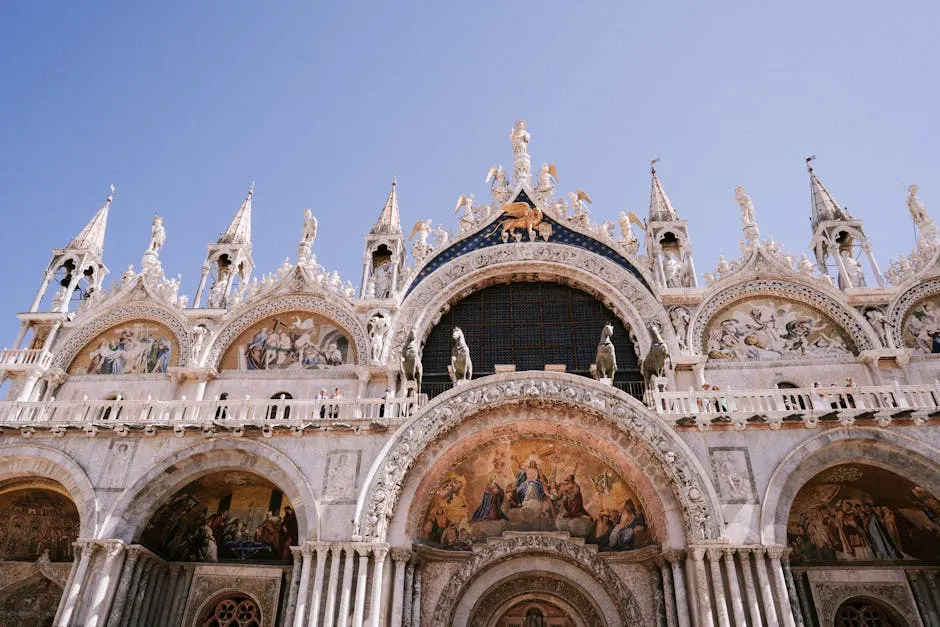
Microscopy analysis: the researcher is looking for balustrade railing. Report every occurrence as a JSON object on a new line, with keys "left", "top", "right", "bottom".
{"left": 0, "top": 395, "right": 426, "bottom": 428}
{"left": 652, "top": 382, "right": 940, "bottom": 426}
{"left": 0, "top": 348, "right": 53, "bottom": 369}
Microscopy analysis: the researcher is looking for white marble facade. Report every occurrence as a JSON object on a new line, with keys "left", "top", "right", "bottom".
{"left": 1, "top": 122, "right": 940, "bottom": 626}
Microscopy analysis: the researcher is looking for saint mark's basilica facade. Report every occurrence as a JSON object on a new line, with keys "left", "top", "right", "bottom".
{"left": 0, "top": 121, "right": 939, "bottom": 627}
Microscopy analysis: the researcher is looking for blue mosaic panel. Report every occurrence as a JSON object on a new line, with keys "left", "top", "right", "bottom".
{"left": 405, "top": 191, "right": 652, "bottom": 295}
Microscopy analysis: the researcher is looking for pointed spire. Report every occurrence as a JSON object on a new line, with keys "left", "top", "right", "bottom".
{"left": 807, "top": 156, "right": 850, "bottom": 226}
{"left": 219, "top": 183, "right": 253, "bottom": 248}
{"left": 648, "top": 159, "right": 678, "bottom": 222}
{"left": 371, "top": 178, "right": 401, "bottom": 235}
{"left": 69, "top": 185, "right": 114, "bottom": 257}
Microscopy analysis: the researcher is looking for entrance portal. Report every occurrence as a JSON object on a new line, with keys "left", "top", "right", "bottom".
{"left": 495, "top": 600, "right": 576, "bottom": 627}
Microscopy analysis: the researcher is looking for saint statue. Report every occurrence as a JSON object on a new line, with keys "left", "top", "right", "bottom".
{"left": 367, "top": 314, "right": 388, "bottom": 363}
{"left": 149, "top": 215, "right": 166, "bottom": 253}
{"left": 840, "top": 249, "right": 866, "bottom": 288}
{"left": 735, "top": 186, "right": 756, "bottom": 225}
{"left": 301, "top": 209, "right": 318, "bottom": 245}
{"left": 908, "top": 184, "right": 930, "bottom": 226}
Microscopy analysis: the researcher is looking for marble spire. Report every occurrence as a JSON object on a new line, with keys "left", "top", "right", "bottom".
{"left": 68, "top": 185, "right": 114, "bottom": 257}
{"left": 219, "top": 183, "right": 254, "bottom": 249}
{"left": 371, "top": 178, "right": 401, "bottom": 235}
{"left": 807, "top": 158, "right": 850, "bottom": 226}
{"left": 648, "top": 161, "right": 679, "bottom": 222}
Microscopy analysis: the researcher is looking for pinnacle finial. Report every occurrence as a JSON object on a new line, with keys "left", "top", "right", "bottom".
{"left": 805, "top": 154, "right": 816, "bottom": 172}
{"left": 651, "top": 157, "right": 660, "bottom": 175}
{"left": 248, "top": 181, "right": 255, "bottom": 196}
{"left": 107, "top": 183, "right": 116, "bottom": 203}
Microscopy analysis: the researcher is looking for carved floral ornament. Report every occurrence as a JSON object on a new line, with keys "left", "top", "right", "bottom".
{"left": 53, "top": 303, "right": 191, "bottom": 373}
{"left": 390, "top": 243, "right": 674, "bottom": 362}
{"left": 205, "top": 294, "right": 369, "bottom": 368}
{"left": 689, "top": 279, "right": 875, "bottom": 358}
{"left": 355, "top": 372, "right": 722, "bottom": 543}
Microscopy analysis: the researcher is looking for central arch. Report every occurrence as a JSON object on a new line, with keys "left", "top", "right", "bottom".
{"left": 355, "top": 372, "right": 723, "bottom": 543}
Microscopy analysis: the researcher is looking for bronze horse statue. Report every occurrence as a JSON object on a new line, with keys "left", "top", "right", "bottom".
{"left": 641, "top": 322, "right": 672, "bottom": 387}
{"left": 593, "top": 322, "right": 617, "bottom": 383}
{"left": 450, "top": 327, "right": 473, "bottom": 384}
{"left": 400, "top": 326, "right": 423, "bottom": 391}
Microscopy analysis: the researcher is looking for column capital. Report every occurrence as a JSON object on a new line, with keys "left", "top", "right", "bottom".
{"left": 662, "top": 549, "right": 685, "bottom": 565}
{"left": 391, "top": 548, "right": 413, "bottom": 564}
{"left": 923, "top": 570, "right": 938, "bottom": 582}
{"left": 721, "top": 547, "right": 738, "bottom": 560}
{"left": 92, "top": 539, "right": 127, "bottom": 560}
{"left": 750, "top": 546, "right": 767, "bottom": 557}
{"left": 355, "top": 545, "right": 372, "bottom": 558}
{"left": 373, "top": 546, "right": 389, "bottom": 561}
{"left": 689, "top": 546, "right": 707, "bottom": 560}
{"left": 765, "top": 546, "right": 786, "bottom": 560}
{"left": 290, "top": 545, "right": 306, "bottom": 559}
{"left": 706, "top": 546, "right": 724, "bottom": 561}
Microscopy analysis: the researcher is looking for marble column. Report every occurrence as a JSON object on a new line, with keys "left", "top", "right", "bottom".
{"left": 56, "top": 539, "right": 96, "bottom": 627}
{"left": 282, "top": 548, "right": 302, "bottom": 627}
{"left": 721, "top": 549, "right": 746, "bottom": 627}
{"left": 752, "top": 548, "right": 777, "bottom": 626}
{"left": 127, "top": 555, "right": 153, "bottom": 627}
{"left": 690, "top": 548, "right": 714, "bottom": 627}
{"left": 389, "top": 549, "right": 411, "bottom": 627}
{"left": 165, "top": 564, "right": 189, "bottom": 627}
{"left": 121, "top": 551, "right": 148, "bottom": 626}
{"left": 369, "top": 546, "right": 388, "bottom": 627}
{"left": 707, "top": 548, "right": 731, "bottom": 627}
{"left": 925, "top": 571, "right": 940, "bottom": 623}
{"left": 309, "top": 545, "right": 329, "bottom": 627}
{"left": 105, "top": 546, "right": 142, "bottom": 627}
{"left": 352, "top": 547, "right": 371, "bottom": 627}
{"left": 83, "top": 540, "right": 127, "bottom": 627}
{"left": 170, "top": 565, "right": 195, "bottom": 626}
{"left": 292, "top": 545, "right": 312, "bottom": 627}
{"left": 767, "top": 548, "right": 796, "bottom": 627}
{"left": 54, "top": 542, "right": 87, "bottom": 627}
{"left": 657, "top": 557, "right": 678, "bottom": 627}
{"left": 908, "top": 570, "right": 940, "bottom": 626}
{"left": 141, "top": 563, "right": 166, "bottom": 626}
{"left": 737, "top": 550, "right": 762, "bottom": 627}
{"left": 780, "top": 552, "right": 804, "bottom": 627}
{"left": 322, "top": 545, "right": 343, "bottom": 627}
{"left": 410, "top": 564, "right": 422, "bottom": 627}
{"left": 402, "top": 560, "right": 414, "bottom": 627}
{"left": 337, "top": 545, "right": 356, "bottom": 627}
{"left": 665, "top": 551, "right": 691, "bottom": 627}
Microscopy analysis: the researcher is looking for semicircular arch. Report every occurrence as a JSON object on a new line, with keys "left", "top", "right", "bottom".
{"left": 103, "top": 438, "right": 320, "bottom": 543}
{"left": 206, "top": 293, "right": 368, "bottom": 368}
{"left": 355, "top": 372, "right": 722, "bottom": 543}
{"left": 759, "top": 427, "right": 940, "bottom": 545}
{"left": 886, "top": 275, "right": 940, "bottom": 351}
{"left": 390, "top": 243, "right": 673, "bottom": 364}
{"left": 689, "top": 277, "right": 876, "bottom": 357}
{"left": 0, "top": 444, "right": 98, "bottom": 538}
{"left": 52, "top": 302, "right": 190, "bottom": 372}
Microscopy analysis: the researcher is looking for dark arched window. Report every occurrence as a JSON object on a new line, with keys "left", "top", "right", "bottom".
{"left": 422, "top": 282, "right": 642, "bottom": 397}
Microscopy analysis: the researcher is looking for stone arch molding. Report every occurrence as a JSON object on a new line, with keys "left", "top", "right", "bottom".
{"left": 435, "top": 535, "right": 642, "bottom": 626}
{"left": 355, "top": 372, "right": 723, "bottom": 543}
{"left": 390, "top": 242, "right": 673, "bottom": 363}
{"left": 0, "top": 444, "right": 98, "bottom": 538}
{"left": 52, "top": 302, "right": 191, "bottom": 372}
{"left": 759, "top": 427, "right": 940, "bottom": 545}
{"left": 103, "top": 438, "right": 320, "bottom": 543}
{"left": 689, "top": 277, "right": 877, "bottom": 356}
{"left": 205, "top": 293, "right": 369, "bottom": 368}
{"left": 886, "top": 275, "right": 940, "bottom": 350}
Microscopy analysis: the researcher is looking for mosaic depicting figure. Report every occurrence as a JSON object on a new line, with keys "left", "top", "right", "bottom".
{"left": 71, "top": 322, "right": 175, "bottom": 375}
{"left": 903, "top": 296, "right": 940, "bottom": 354}
{"left": 419, "top": 438, "right": 652, "bottom": 552}
{"left": 787, "top": 463, "right": 940, "bottom": 563}
{"left": 0, "top": 488, "right": 79, "bottom": 562}
{"left": 139, "top": 471, "right": 297, "bottom": 563}
{"left": 705, "top": 298, "right": 853, "bottom": 360}
{"left": 222, "top": 312, "right": 353, "bottom": 370}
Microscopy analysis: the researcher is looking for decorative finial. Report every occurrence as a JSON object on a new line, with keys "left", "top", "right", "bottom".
{"left": 805, "top": 154, "right": 816, "bottom": 172}
{"left": 248, "top": 181, "right": 255, "bottom": 196}
{"left": 392, "top": 176, "right": 397, "bottom": 187}
{"left": 650, "top": 158, "right": 660, "bottom": 174}
{"left": 107, "top": 184, "right": 116, "bottom": 203}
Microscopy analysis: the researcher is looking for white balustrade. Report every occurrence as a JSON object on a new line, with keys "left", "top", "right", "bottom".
{"left": 0, "top": 348, "right": 53, "bottom": 369}
{"left": 0, "top": 395, "right": 425, "bottom": 427}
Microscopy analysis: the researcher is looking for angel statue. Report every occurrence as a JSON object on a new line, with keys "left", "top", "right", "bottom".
{"left": 534, "top": 163, "right": 558, "bottom": 200}
{"left": 149, "top": 215, "right": 166, "bottom": 254}
{"left": 432, "top": 224, "right": 450, "bottom": 248}
{"left": 301, "top": 209, "right": 318, "bottom": 245}
{"left": 907, "top": 184, "right": 930, "bottom": 226}
{"left": 568, "top": 190, "right": 592, "bottom": 226}
{"left": 618, "top": 211, "right": 643, "bottom": 252}
{"left": 735, "top": 186, "right": 756, "bottom": 226}
{"left": 409, "top": 219, "right": 433, "bottom": 263}
{"left": 486, "top": 165, "right": 510, "bottom": 203}
{"left": 455, "top": 194, "right": 476, "bottom": 233}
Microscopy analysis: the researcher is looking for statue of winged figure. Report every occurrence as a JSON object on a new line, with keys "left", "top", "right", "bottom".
{"left": 569, "top": 190, "right": 592, "bottom": 226}
{"left": 149, "top": 215, "right": 166, "bottom": 253}
{"left": 455, "top": 194, "right": 476, "bottom": 232}
{"left": 908, "top": 184, "right": 930, "bottom": 226}
{"left": 487, "top": 200, "right": 543, "bottom": 242}
{"left": 486, "top": 165, "right": 510, "bottom": 202}
{"left": 534, "top": 163, "right": 558, "bottom": 199}
{"left": 301, "top": 208, "right": 318, "bottom": 245}
{"left": 618, "top": 211, "right": 643, "bottom": 240}
{"left": 408, "top": 219, "right": 432, "bottom": 245}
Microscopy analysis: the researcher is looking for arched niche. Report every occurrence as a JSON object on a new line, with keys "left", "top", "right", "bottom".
{"left": 66, "top": 319, "right": 178, "bottom": 375}
{"left": 420, "top": 281, "right": 642, "bottom": 391}
{"left": 413, "top": 430, "right": 658, "bottom": 554}
{"left": 0, "top": 573, "right": 63, "bottom": 627}
{"left": 787, "top": 462, "right": 940, "bottom": 564}
{"left": 138, "top": 469, "right": 298, "bottom": 563}
{"left": 0, "top": 479, "right": 79, "bottom": 562}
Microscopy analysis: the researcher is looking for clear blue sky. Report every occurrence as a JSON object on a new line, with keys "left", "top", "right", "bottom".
{"left": 1, "top": 2, "right": 938, "bottom": 343}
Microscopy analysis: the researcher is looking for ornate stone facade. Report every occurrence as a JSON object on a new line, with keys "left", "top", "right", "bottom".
{"left": 1, "top": 121, "right": 939, "bottom": 626}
